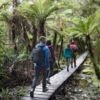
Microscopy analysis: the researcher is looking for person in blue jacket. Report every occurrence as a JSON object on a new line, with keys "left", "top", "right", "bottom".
{"left": 64, "top": 44, "right": 73, "bottom": 71}
{"left": 30, "top": 36, "right": 50, "bottom": 98}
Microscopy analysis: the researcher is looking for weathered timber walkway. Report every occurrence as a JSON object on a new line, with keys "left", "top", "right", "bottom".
{"left": 21, "top": 51, "right": 88, "bottom": 100}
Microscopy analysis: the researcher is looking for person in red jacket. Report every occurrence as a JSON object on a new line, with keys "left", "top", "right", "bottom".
{"left": 70, "top": 41, "right": 78, "bottom": 67}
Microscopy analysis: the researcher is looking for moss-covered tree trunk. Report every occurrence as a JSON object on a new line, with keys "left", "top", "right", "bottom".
{"left": 53, "top": 32, "right": 57, "bottom": 49}
{"left": 32, "top": 25, "right": 37, "bottom": 48}
{"left": 38, "top": 21, "right": 45, "bottom": 36}
{"left": 12, "top": 0, "right": 19, "bottom": 53}
{"left": 58, "top": 36, "right": 63, "bottom": 69}
{"left": 13, "top": 0, "right": 19, "bottom": 7}
{"left": 22, "top": 21, "right": 32, "bottom": 52}
{"left": 76, "top": 38, "right": 85, "bottom": 53}
{"left": 86, "top": 35, "right": 100, "bottom": 79}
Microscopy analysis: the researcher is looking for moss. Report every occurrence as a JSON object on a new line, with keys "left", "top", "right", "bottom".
{"left": 92, "top": 75, "right": 100, "bottom": 87}
{"left": 79, "top": 78, "right": 88, "bottom": 88}
{"left": 82, "top": 67, "right": 94, "bottom": 75}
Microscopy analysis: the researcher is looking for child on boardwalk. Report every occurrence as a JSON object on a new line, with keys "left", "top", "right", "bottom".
{"left": 64, "top": 44, "right": 73, "bottom": 71}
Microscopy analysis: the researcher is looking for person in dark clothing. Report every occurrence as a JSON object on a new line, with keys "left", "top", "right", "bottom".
{"left": 30, "top": 36, "right": 50, "bottom": 98}
{"left": 46, "top": 40, "right": 56, "bottom": 83}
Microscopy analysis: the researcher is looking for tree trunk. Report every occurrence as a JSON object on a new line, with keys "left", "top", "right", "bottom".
{"left": 13, "top": 0, "right": 19, "bottom": 8}
{"left": 32, "top": 25, "right": 37, "bottom": 48}
{"left": 12, "top": 0, "right": 19, "bottom": 53}
{"left": 76, "top": 38, "right": 85, "bottom": 53}
{"left": 22, "top": 21, "right": 32, "bottom": 52}
{"left": 58, "top": 36, "right": 63, "bottom": 69}
{"left": 53, "top": 31, "right": 57, "bottom": 49}
{"left": 38, "top": 21, "right": 45, "bottom": 36}
{"left": 86, "top": 35, "right": 100, "bottom": 79}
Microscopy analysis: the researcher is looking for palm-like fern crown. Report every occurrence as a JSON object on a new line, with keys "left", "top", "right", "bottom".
{"left": 71, "top": 14, "right": 100, "bottom": 37}
{"left": 0, "top": 0, "right": 12, "bottom": 24}
{"left": 17, "top": 0, "right": 58, "bottom": 26}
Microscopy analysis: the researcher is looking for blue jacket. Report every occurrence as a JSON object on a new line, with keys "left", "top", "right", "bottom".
{"left": 35, "top": 43, "right": 50, "bottom": 69}
{"left": 64, "top": 48, "right": 73, "bottom": 58}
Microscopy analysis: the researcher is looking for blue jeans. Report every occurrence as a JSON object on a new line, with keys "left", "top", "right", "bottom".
{"left": 32, "top": 67, "right": 47, "bottom": 92}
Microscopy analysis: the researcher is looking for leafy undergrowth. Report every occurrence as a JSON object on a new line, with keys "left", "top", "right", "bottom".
{"left": 82, "top": 65, "right": 100, "bottom": 87}
{"left": 0, "top": 87, "right": 27, "bottom": 100}
{"left": 54, "top": 64, "right": 100, "bottom": 100}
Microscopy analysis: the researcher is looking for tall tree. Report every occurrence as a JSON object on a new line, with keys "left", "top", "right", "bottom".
{"left": 70, "top": 15, "right": 100, "bottom": 79}
{"left": 17, "top": 0, "right": 58, "bottom": 36}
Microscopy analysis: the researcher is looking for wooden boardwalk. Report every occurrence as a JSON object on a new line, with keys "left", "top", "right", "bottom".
{"left": 21, "top": 51, "right": 88, "bottom": 100}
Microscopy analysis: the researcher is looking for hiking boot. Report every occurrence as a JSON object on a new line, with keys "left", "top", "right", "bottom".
{"left": 71, "top": 65, "right": 73, "bottom": 68}
{"left": 30, "top": 91, "right": 34, "bottom": 98}
{"left": 74, "top": 64, "right": 76, "bottom": 67}
{"left": 67, "top": 68, "right": 69, "bottom": 72}
{"left": 42, "top": 87, "right": 48, "bottom": 92}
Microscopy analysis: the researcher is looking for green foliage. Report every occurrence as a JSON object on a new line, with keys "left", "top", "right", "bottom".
{"left": 16, "top": 47, "right": 31, "bottom": 62}
{"left": 17, "top": 0, "right": 59, "bottom": 28}
{"left": 14, "top": 87, "right": 26, "bottom": 97}
{"left": 0, "top": 66, "right": 6, "bottom": 79}
{"left": 0, "top": 87, "right": 26, "bottom": 100}
{"left": 0, "top": 24, "right": 7, "bottom": 78}
{"left": 0, "top": 10, "right": 12, "bottom": 24}
{"left": 0, "top": 0, "right": 100, "bottom": 92}
{"left": 17, "top": 2, "right": 34, "bottom": 22}
{"left": 0, "top": 0, "right": 12, "bottom": 23}
{"left": 0, "top": 2, "right": 13, "bottom": 78}
{"left": 0, "top": 88, "right": 12, "bottom": 100}
{"left": 94, "top": 36, "right": 100, "bottom": 64}
{"left": 69, "top": 14, "right": 100, "bottom": 37}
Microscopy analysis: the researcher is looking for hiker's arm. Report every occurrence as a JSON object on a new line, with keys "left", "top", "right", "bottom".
{"left": 64, "top": 49, "right": 66, "bottom": 58}
{"left": 45, "top": 48, "right": 50, "bottom": 68}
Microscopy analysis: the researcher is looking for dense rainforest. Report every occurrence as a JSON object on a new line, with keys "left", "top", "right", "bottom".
{"left": 0, "top": 0, "right": 100, "bottom": 100}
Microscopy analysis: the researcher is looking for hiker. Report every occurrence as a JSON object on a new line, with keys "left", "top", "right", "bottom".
{"left": 64, "top": 44, "right": 73, "bottom": 71}
{"left": 70, "top": 41, "right": 78, "bottom": 67}
{"left": 30, "top": 36, "right": 50, "bottom": 98}
{"left": 46, "top": 40, "right": 56, "bottom": 83}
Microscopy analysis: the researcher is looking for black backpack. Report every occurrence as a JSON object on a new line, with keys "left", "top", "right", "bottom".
{"left": 32, "top": 47, "right": 44, "bottom": 63}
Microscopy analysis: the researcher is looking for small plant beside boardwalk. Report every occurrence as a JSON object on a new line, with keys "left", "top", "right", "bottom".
{"left": 0, "top": 87, "right": 27, "bottom": 100}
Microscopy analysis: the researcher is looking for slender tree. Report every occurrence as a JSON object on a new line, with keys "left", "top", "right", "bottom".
{"left": 70, "top": 15, "right": 100, "bottom": 79}
{"left": 17, "top": 0, "right": 58, "bottom": 36}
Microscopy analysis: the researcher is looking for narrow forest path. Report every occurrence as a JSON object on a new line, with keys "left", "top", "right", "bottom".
{"left": 21, "top": 51, "right": 88, "bottom": 100}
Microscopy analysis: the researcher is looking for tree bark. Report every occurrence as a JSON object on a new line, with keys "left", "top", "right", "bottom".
{"left": 86, "top": 35, "right": 100, "bottom": 79}
{"left": 38, "top": 21, "right": 45, "bottom": 36}
{"left": 58, "top": 36, "right": 63, "bottom": 69}
{"left": 53, "top": 31, "right": 57, "bottom": 49}
{"left": 32, "top": 25, "right": 37, "bottom": 48}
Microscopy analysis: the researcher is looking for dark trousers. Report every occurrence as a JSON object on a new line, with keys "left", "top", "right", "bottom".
{"left": 66, "top": 57, "right": 73, "bottom": 71}
{"left": 72, "top": 53, "right": 76, "bottom": 67}
{"left": 47, "top": 60, "right": 55, "bottom": 81}
{"left": 32, "top": 67, "right": 47, "bottom": 92}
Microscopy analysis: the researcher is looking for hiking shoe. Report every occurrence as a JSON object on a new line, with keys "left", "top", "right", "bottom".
{"left": 67, "top": 68, "right": 69, "bottom": 72}
{"left": 74, "top": 64, "right": 76, "bottom": 67}
{"left": 30, "top": 91, "right": 34, "bottom": 98}
{"left": 42, "top": 87, "right": 48, "bottom": 92}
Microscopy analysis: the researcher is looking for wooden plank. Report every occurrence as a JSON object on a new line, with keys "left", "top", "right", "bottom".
{"left": 21, "top": 51, "right": 88, "bottom": 100}
{"left": 21, "top": 96, "right": 47, "bottom": 100}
